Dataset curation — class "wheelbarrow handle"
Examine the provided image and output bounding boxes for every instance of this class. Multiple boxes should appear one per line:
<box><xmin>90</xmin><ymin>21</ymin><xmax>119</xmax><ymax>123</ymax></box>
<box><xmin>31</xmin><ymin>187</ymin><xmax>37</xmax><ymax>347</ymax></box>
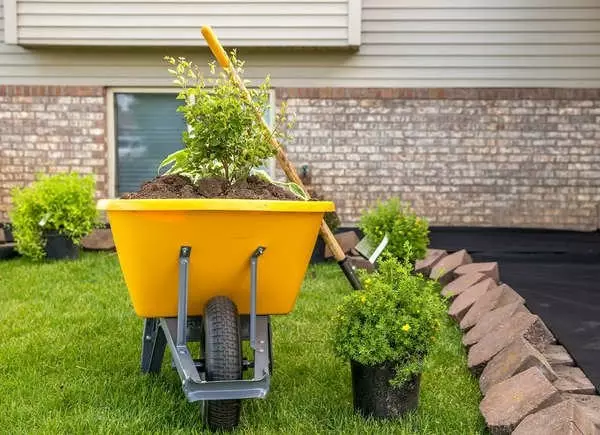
<box><xmin>200</xmin><ymin>25</ymin><xmax>362</xmax><ymax>290</ymax></box>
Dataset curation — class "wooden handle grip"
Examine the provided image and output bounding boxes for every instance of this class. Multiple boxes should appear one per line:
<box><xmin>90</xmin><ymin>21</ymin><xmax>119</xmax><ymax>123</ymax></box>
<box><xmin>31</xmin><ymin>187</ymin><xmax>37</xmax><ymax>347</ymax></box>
<box><xmin>201</xmin><ymin>26</ymin><xmax>230</xmax><ymax>69</ymax></box>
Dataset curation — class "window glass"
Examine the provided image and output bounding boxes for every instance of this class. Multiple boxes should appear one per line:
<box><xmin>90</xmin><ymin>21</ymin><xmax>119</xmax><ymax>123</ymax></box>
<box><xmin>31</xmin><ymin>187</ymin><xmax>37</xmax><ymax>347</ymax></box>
<box><xmin>114</xmin><ymin>93</ymin><xmax>185</xmax><ymax>195</ymax></box>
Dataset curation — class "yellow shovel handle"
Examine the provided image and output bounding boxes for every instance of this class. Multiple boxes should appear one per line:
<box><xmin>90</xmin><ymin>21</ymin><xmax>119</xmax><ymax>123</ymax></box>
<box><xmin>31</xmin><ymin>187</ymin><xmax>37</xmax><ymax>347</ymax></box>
<box><xmin>201</xmin><ymin>26</ymin><xmax>231</xmax><ymax>70</ymax></box>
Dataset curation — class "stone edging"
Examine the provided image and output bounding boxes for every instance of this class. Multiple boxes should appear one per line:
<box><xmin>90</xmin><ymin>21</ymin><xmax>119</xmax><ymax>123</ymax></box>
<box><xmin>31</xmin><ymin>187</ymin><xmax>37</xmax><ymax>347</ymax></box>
<box><xmin>416</xmin><ymin>249</ymin><xmax>600</xmax><ymax>435</ymax></box>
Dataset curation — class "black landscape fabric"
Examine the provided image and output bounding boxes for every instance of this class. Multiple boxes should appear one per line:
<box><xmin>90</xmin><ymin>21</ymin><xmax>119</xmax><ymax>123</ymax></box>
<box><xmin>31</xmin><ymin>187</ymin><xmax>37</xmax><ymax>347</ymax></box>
<box><xmin>430</xmin><ymin>227</ymin><xmax>600</xmax><ymax>393</ymax></box>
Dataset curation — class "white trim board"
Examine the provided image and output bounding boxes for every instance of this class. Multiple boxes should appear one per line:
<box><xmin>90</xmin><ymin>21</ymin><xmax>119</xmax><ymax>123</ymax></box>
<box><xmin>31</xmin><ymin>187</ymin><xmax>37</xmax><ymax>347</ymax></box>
<box><xmin>3</xmin><ymin>0</ymin><xmax>18</xmax><ymax>44</ymax></box>
<box><xmin>347</xmin><ymin>0</ymin><xmax>362</xmax><ymax>47</ymax></box>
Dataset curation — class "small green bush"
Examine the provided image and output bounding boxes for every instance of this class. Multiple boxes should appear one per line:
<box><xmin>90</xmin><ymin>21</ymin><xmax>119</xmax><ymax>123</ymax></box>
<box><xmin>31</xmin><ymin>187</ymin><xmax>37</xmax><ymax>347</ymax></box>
<box><xmin>359</xmin><ymin>198</ymin><xmax>429</xmax><ymax>262</ymax></box>
<box><xmin>9</xmin><ymin>173</ymin><xmax>99</xmax><ymax>260</ymax></box>
<box><xmin>332</xmin><ymin>257</ymin><xmax>446</xmax><ymax>387</ymax></box>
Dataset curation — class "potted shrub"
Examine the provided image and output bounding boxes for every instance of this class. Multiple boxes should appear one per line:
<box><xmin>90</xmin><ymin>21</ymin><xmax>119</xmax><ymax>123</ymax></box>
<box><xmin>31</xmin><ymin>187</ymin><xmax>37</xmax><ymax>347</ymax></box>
<box><xmin>359</xmin><ymin>198</ymin><xmax>429</xmax><ymax>263</ymax></box>
<box><xmin>9</xmin><ymin>173</ymin><xmax>99</xmax><ymax>260</ymax></box>
<box><xmin>332</xmin><ymin>256</ymin><xmax>445</xmax><ymax>419</ymax></box>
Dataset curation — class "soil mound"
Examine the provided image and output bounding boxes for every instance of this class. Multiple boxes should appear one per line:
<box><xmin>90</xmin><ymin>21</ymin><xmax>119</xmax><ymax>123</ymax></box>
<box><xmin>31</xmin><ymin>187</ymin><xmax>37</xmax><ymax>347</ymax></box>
<box><xmin>121</xmin><ymin>174</ymin><xmax>299</xmax><ymax>201</ymax></box>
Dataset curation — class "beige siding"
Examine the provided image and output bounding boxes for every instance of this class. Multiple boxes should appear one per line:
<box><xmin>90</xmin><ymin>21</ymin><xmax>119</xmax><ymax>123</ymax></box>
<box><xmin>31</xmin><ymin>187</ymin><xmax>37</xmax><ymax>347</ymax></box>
<box><xmin>14</xmin><ymin>0</ymin><xmax>350</xmax><ymax>47</ymax></box>
<box><xmin>1</xmin><ymin>0</ymin><xmax>600</xmax><ymax>87</ymax></box>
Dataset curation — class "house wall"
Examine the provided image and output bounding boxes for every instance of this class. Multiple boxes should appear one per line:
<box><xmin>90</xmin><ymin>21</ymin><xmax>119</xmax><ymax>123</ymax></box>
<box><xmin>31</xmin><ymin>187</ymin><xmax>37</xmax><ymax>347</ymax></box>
<box><xmin>278</xmin><ymin>88</ymin><xmax>600</xmax><ymax>230</ymax></box>
<box><xmin>1</xmin><ymin>0</ymin><xmax>600</xmax><ymax>229</ymax></box>
<box><xmin>1</xmin><ymin>0</ymin><xmax>600</xmax><ymax>87</ymax></box>
<box><xmin>0</xmin><ymin>85</ymin><xmax>108</xmax><ymax>220</ymax></box>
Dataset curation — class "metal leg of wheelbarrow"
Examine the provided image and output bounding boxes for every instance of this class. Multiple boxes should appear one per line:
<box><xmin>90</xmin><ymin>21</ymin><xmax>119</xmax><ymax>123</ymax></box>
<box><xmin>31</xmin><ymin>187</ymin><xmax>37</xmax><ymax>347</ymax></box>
<box><xmin>141</xmin><ymin>318</ymin><xmax>166</xmax><ymax>374</ymax></box>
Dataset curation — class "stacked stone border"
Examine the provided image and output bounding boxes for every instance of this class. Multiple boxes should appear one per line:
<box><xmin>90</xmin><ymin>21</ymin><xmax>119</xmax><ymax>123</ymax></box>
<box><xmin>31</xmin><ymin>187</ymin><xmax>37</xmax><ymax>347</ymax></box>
<box><xmin>415</xmin><ymin>249</ymin><xmax>600</xmax><ymax>434</ymax></box>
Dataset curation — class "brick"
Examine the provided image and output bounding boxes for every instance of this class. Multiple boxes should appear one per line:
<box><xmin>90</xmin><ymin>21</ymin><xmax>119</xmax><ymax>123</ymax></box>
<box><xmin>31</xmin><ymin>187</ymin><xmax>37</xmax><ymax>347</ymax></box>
<box><xmin>563</xmin><ymin>393</ymin><xmax>600</xmax><ymax>434</ymax></box>
<box><xmin>324</xmin><ymin>231</ymin><xmax>359</xmax><ymax>258</ymax></box>
<box><xmin>441</xmin><ymin>272</ymin><xmax>487</xmax><ymax>299</ymax></box>
<box><xmin>468</xmin><ymin>312</ymin><xmax>556</xmax><ymax>375</ymax></box>
<box><xmin>544</xmin><ymin>345</ymin><xmax>575</xmax><ymax>367</ymax></box>
<box><xmin>415</xmin><ymin>248</ymin><xmax>447</xmax><ymax>276</ymax></box>
<box><xmin>553</xmin><ymin>366</ymin><xmax>597</xmax><ymax>395</ymax></box>
<box><xmin>513</xmin><ymin>400</ymin><xmax>596</xmax><ymax>435</ymax></box>
<box><xmin>81</xmin><ymin>229</ymin><xmax>115</xmax><ymax>251</ymax></box>
<box><xmin>480</xmin><ymin>367</ymin><xmax>562</xmax><ymax>435</ymax></box>
<box><xmin>454</xmin><ymin>262</ymin><xmax>500</xmax><ymax>283</ymax></box>
<box><xmin>480</xmin><ymin>337</ymin><xmax>558</xmax><ymax>394</ymax></box>
<box><xmin>460</xmin><ymin>283</ymin><xmax>524</xmax><ymax>330</ymax></box>
<box><xmin>463</xmin><ymin>301</ymin><xmax>528</xmax><ymax>347</ymax></box>
<box><xmin>448</xmin><ymin>278</ymin><xmax>495</xmax><ymax>322</ymax></box>
<box><xmin>430</xmin><ymin>249</ymin><xmax>472</xmax><ymax>285</ymax></box>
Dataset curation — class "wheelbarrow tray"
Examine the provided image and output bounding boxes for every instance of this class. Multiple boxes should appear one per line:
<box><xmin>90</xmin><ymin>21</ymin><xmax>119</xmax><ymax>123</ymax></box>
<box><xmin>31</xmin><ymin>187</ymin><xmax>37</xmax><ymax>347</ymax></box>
<box><xmin>97</xmin><ymin>198</ymin><xmax>334</xmax><ymax>318</ymax></box>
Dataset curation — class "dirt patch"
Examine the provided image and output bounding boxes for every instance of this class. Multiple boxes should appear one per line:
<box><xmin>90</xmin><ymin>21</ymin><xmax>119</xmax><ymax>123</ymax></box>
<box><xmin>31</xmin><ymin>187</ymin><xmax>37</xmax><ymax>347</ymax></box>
<box><xmin>121</xmin><ymin>174</ymin><xmax>299</xmax><ymax>201</ymax></box>
<box><xmin>121</xmin><ymin>175</ymin><xmax>201</xmax><ymax>199</ymax></box>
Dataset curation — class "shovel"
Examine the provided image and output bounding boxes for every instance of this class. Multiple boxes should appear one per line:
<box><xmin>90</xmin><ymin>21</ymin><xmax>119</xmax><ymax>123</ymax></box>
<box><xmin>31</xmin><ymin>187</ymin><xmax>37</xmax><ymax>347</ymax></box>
<box><xmin>200</xmin><ymin>25</ymin><xmax>362</xmax><ymax>290</ymax></box>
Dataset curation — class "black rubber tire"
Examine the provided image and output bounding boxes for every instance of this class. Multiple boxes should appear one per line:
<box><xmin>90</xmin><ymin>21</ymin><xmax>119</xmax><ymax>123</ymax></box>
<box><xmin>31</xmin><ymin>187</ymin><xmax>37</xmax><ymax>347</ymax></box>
<box><xmin>202</xmin><ymin>296</ymin><xmax>243</xmax><ymax>432</ymax></box>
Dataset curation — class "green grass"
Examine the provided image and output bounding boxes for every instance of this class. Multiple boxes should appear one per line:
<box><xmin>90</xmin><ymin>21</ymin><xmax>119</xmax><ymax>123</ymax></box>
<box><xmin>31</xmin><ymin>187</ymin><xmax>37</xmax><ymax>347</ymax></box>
<box><xmin>0</xmin><ymin>253</ymin><xmax>485</xmax><ymax>434</ymax></box>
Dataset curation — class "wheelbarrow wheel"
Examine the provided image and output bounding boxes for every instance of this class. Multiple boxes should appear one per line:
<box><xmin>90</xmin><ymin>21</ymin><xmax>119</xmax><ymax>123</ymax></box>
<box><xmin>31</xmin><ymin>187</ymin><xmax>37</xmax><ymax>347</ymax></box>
<box><xmin>202</xmin><ymin>296</ymin><xmax>242</xmax><ymax>431</ymax></box>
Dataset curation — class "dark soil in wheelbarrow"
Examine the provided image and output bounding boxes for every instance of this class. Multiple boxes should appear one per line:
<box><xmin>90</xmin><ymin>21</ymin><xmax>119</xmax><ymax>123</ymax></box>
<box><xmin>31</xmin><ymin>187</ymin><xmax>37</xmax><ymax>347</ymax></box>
<box><xmin>121</xmin><ymin>174</ymin><xmax>300</xmax><ymax>200</ymax></box>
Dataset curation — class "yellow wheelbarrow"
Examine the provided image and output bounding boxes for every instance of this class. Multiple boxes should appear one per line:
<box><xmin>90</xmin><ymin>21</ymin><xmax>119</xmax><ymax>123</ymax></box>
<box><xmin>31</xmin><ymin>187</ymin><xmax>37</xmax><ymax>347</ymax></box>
<box><xmin>98</xmin><ymin>198</ymin><xmax>333</xmax><ymax>431</ymax></box>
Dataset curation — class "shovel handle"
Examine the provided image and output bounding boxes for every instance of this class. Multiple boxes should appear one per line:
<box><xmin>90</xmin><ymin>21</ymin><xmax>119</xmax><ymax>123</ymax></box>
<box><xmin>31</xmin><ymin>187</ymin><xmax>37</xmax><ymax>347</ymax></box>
<box><xmin>200</xmin><ymin>25</ymin><xmax>356</xmax><ymax>275</ymax></box>
<box><xmin>201</xmin><ymin>26</ymin><xmax>231</xmax><ymax>69</ymax></box>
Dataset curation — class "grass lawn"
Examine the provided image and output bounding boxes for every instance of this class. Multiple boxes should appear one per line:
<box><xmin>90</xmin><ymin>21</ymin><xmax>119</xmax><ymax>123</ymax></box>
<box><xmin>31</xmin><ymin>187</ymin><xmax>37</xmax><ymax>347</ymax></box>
<box><xmin>0</xmin><ymin>253</ymin><xmax>485</xmax><ymax>434</ymax></box>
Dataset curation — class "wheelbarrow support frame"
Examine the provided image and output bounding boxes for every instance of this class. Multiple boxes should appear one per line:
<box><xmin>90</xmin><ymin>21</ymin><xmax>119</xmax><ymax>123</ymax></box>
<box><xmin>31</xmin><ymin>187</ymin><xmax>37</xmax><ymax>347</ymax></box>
<box><xmin>140</xmin><ymin>245</ymin><xmax>271</xmax><ymax>401</ymax></box>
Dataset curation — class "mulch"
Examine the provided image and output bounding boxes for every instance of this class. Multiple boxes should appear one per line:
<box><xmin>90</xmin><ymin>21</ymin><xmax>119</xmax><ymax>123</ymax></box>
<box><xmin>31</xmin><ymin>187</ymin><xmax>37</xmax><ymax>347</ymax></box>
<box><xmin>429</xmin><ymin>227</ymin><xmax>600</xmax><ymax>392</ymax></box>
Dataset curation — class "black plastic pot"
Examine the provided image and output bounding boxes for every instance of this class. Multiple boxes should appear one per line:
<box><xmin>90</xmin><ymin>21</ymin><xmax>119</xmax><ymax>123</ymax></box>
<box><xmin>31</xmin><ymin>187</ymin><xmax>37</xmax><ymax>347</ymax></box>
<box><xmin>1</xmin><ymin>223</ymin><xmax>14</xmax><ymax>243</ymax></box>
<box><xmin>351</xmin><ymin>360</ymin><xmax>420</xmax><ymax>419</ymax></box>
<box><xmin>44</xmin><ymin>231</ymin><xmax>79</xmax><ymax>260</ymax></box>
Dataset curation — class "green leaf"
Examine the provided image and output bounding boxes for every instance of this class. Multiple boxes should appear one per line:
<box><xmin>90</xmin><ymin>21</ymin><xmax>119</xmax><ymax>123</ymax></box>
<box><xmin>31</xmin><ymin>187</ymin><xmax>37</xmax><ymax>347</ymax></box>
<box><xmin>287</xmin><ymin>183</ymin><xmax>309</xmax><ymax>201</ymax></box>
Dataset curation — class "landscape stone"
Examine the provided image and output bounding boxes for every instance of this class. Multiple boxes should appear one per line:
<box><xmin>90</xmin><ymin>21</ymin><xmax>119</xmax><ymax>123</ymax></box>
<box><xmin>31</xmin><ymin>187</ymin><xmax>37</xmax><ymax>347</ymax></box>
<box><xmin>460</xmin><ymin>283</ymin><xmax>524</xmax><ymax>331</ymax></box>
<box><xmin>324</xmin><ymin>231</ymin><xmax>359</xmax><ymax>258</ymax></box>
<box><xmin>0</xmin><ymin>228</ymin><xmax>5</xmax><ymax>243</ymax></box>
<box><xmin>441</xmin><ymin>272</ymin><xmax>487</xmax><ymax>299</ymax></box>
<box><xmin>468</xmin><ymin>311</ymin><xmax>556</xmax><ymax>375</ymax></box>
<box><xmin>415</xmin><ymin>248</ymin><xmax>447</xmax><ymax>276</ymax></box>
<box><xmin>348</xmin><ymin>255</ymin><xmax>375</xmax><ymax>273</ymax></box>
<box><xmin>454</xmin><ymin>261</ymin><xmax>500</xmax><ymax>283</ymax></box>
<box><xmin>563</xmin><ymin>393</ymin><xmax>600</xmax><ymax>411</ymax></box>
<box><xmin>430</xmin><ymin>249</ymin><xmax>472</xmax><ymax>286</ymax></box>
<box><xmin>553</xmin><ymin>366</ymin><xmax>597</xmax><ymax>395</ymax></box>
<box><xmin>512</xmin><ymin>400</ymin><xmax>589</xmax><ymax>435</ymax></box>
<box><xmin>479</xmin><ymin>337</ymin><xmax>558</xmax><ymax>394</ymax></box>
<box><xmin>480</xmin><ymin>367</ymin><xmax>562</xmax><ymax>435</ymax></box>
<box><xmin>563</xmin><ymin>394</ymin><xmax>600</xmax><ymax>433</ymax></box>
<box><xmin>462</xmin><ymin>302</ymin><xmax>529</xmax><ymax>347</ymax></box>
<box><xmin>448</xmin><ymin>278</ymin><xmax>495</xmax><ymax>322</ymax></box>
<box><xmin>544</xmin><ymin>345</ymin><xmax>575</xmax><ymax>367</ymax></box>
<box><xmin>81</xmin><ymin>229</ymin><xmax>115</xmax><ymax>251</ymax></box>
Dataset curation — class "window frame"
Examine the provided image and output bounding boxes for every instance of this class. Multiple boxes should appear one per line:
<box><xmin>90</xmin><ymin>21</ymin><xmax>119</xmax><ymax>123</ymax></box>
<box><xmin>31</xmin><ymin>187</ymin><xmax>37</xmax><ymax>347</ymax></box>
<box><xmin>106</xmin><ymin>87</ymin><xmax>277</xmax><ymax>198</ymax></box>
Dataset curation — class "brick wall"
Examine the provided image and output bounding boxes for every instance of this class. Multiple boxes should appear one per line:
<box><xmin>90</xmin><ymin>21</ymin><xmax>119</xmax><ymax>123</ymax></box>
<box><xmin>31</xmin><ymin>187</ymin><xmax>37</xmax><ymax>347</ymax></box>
<box><xmin>278</xmin><ymin>88</ymin><xmax>600</xmax><ymax>231</ymax></box>
<box><xmin>0</xmin><ymin>85</ymin><xmax>598</xmax><ymax>231</ymax></box>
<box><xmin>0</xmin><ymin>86</ymin><xmax>107</xmax><ymax>221</ymax></box>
